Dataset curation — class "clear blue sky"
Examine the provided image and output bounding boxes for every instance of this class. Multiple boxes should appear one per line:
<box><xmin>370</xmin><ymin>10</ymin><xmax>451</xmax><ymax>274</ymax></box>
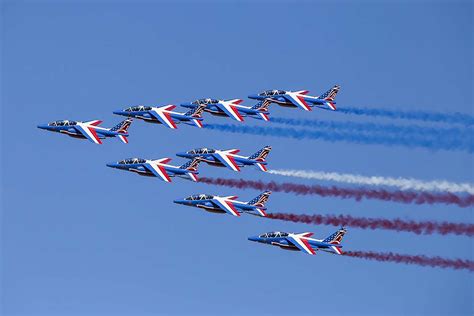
<box><xmin>2</xmin><ymin>1</ymin><xmax>473</xmax><ymax>315</ymax></box>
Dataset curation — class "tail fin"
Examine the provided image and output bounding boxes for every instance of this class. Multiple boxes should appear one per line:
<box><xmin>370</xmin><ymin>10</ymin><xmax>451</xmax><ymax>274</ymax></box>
<box><xmin>184</xmin><ymin>104</ymin><xmax>206</xmax><ymax>118</ymax></box>
<box><xmin>251</xmin><ymin>99</ymin><xmax>271</xmax><ymax>112</ymax></box>
<box><xmin>251</xmin><ymin>100</ymin><xmax>272</xmax><ymax>121</ymax></box>
<box><xmin>323</xmin><ymin>227</ymin><xmax>346</xmax><ymax>255</ymax></box>
<box><xmin>323</xmin><ymin>227</ymin><xmax>346</xmax><ymax>244</ymax></box>
<box><xmin>248</xmin><ymin>191</ymin><xmax>272</xmax><ymax>207</ymax></box>
<box><xmin>248</xmin><ymin>145</ymin><xmax>272</xmax><ymax>161</ymax></box>
<box><xmin>179</xmin><ymin>157</ymin><xmax>202</xmax><ymax>172</ymax></box>
<box><xmin>111</xmin><ymin>118</ymin><xmax>133</xmax><ymax>134</ymax></box>
<box><xmin>248</xmin><ymin>146</ymin><xmax>272</xmax><ymax>171</ymax></box>
<box><xmin>319</xmin><ymin>85</ymin><xmax>340</xmax><ymax>102</ymax></box>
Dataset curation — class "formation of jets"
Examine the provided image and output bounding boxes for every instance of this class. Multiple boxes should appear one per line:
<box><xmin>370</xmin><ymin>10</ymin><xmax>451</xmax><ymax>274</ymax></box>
<box><xmin>105</xmin><ymin>146</ymin><xmax>271</xmax><ymax>183</ymax></box>
<box><xmin>38</xmin><ymin>85</ymin><xmax>340</xmax><ymax>143</ymax></box>
<box><xmin>38</xmin><ymin>85</ymin><xmax>347</xmax><ymax>257</ymax></box>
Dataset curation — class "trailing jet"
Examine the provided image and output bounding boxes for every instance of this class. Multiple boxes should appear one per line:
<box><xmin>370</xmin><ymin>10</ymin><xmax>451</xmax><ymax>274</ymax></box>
<box><xmin>113</xmin><ymin>104</ymin><xmax>205</xmax><ymax>129</ymax></box>
<box><xmin>181</xmin><ymin>98</ymin><xmax>271</xmax><ymax>122</ymax></box>
<box><xmin>173</xmin><ymin>191</ymin><xmax>271</xmax><ymax>217</ymax></box>
<box><xmin>37</xmin><ymin>118</ymin><xmax>132</xmax><ymax>144</ymax></box>
<box><xmin>248</xmin><ymin>227</ymin><xmax>347</xmax><ymax>255</ymax></box>
<box><xmin>176</xmin><ymin>146</ymin><xmax>271</xmax><ymax>172</ymax></box>
<box><xmin>106</xmin><ymin>157</ymin><xmax>202</xmax><ymax>182</ymax></box>
<box><xmin>248</xmin><ymin>85</ymin><xmax>340</xmax><ymax>111</ymax></box>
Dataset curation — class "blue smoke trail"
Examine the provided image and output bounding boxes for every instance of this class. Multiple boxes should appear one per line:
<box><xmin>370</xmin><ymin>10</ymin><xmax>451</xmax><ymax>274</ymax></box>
<box><xmin>205</xmin><ymin>124</ymin><xmax>474</xmax><ymax>153</ymax></box>
<box><xmin>338</xmin><ymin>107</ymin><xmax>474</xmax><ymax>127</ymax></box>
<box><xmin>270</xmin><ymin>117</ymin><xmax>473</xmax><ymax>140</ymax></box>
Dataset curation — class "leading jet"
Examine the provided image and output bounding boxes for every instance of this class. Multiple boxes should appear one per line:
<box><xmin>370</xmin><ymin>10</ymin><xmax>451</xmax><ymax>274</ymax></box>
<box><xmin>176</xmin><ymin>146</ymin><xmax>271</xmax><ymax>172</ymax></box>
<box><xmin>248</xmin><ymin>85</ymin><xmax>340</xmax><ymax>112</ymax></box>
<box><xmin>248</xmin><ymin>227</ymin><xmax>347</xmax><ymax>255</ymax></box>
<box><xmin>181</xmin><ymin>98</ymin><xmax>272</xmax><ymax>122</ymax></box>
<box><xmin>106</xmin><ymin>157</ymin><xmax>202</xmax><ymax>182</ymax></box>
<box><xmin>173</xmin><ymin>191</ymin><xmax>271</xmax><ymax>217</ymax></box>
<box><xmin>113</xmin><ymin>104</ymin><xmax>205</xmax><ymax>129</ymax></box>
<box><xmin>37</xmin><ymin>118</ymin><xmax>133</xmax><ymax>144</ymax></box>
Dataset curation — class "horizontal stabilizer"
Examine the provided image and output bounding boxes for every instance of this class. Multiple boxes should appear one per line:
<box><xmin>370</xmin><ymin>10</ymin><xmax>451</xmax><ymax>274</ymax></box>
<box><xmin>187</xmin><ymin>172</ymin><xmax>198</xmax><ymax>182</ymax></box>
<box><xmin>117</xmin><ymin>134</ymin><xmax>128</xmax><ymax>144</ymax></box>
<box><xmin>259</xmin><ymin>113</ymin><xmax>269</xmax><ymax>121</ymax></box>
<box><xmin>193</xmin><ymin>119</ymin><xmax>203</xmax><ymax>128</ymax></box>
<box><xmin>256</xmin><ymin>163</ymin><xmax>267</xmax><ymax>172</ymax></box>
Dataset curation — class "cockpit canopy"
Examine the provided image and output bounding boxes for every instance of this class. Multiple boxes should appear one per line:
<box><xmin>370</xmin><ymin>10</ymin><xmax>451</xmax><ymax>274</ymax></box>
<box><xmin>118</xmin><ymin>158</ymin><xmax>146</xmax><ymax>164</ymax></box>
<box><xmin>192</xmin><ymin>98</ymin><xmax>219</xmax><ymax>105</ymax></box>
<box><xmin>258</xmin><ymin>90</ymin><xmax>286</xmax><ymax>96</ymax></box>
<box><xmin>188</xmin><ymin>148</ymin><xmax>215</xmax><ymax>154</ymax></box>
<box><xmin>48</xmin><ymin>120</ymin><xmax>77</xmax><ymax>126</ymax></box>
<box><xmin>185</xmin><ymin>194</ymin><xmax>214</xmax><ymax>201</ymax></box>
<box><xmin>259</xmin><ymin>232</ymin><xmax>289</xmax><ymax>238</ymax></box>
<box><xmin>125</xmin><ymin>105</ymin><xmax>152</xmax><ymax>112</ymax></box>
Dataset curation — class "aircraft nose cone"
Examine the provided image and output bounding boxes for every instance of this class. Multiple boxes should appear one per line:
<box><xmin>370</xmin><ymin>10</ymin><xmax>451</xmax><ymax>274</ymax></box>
<box><xmin>248</xmin><ymin>94</ymin><xmax>259</xmax><ymax>100</ymax></box>
<box><xmin>37</xmin><ymin>124</ymin><xmax>49</xmax><ymax>130</ymax></box>
<box><xmin>248</xmin><ymin>236</ymin><xmax>259</xmax><ymax>242</ymax></box>
<box><xmin>176</xmin><ymin>152</ymin><xmax>190</xmax><ymax>158</ymax></box>
<box><xmin>106</xmin><ymin>163</ymin><xmax>117</xmax><ymax>168</ymax></box>
<box><xmin>173</xmin><ymin>199</ymin><xmax>184</xmax><ymax>205</ymax></box>
<box><xmin>113</xmin><ymin>110</ymin><xmax>125</xmax><ymax>116</ymax></box>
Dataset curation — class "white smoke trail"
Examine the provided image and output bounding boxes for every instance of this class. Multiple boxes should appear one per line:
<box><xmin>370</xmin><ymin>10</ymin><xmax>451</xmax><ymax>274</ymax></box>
<box><xmin>267</xmin><ymin>169</ymin><xmax>474</xmax><ymax>194</ymax></box>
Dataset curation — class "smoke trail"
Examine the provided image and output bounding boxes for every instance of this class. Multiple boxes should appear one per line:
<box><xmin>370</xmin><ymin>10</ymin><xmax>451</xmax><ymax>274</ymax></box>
<box><xmin>266</xmin><ymin>213</ymin><xmax>474</xmax><ymax>237</ymax></box>
<box><xmin>338</xmin><ymin>106</ymin><xmax>474</xmax><ymax>127</ymax></box>
<box><xmin>343</xmin><ymin>250</ymin><xmax>474</xmax><ymax>272</ymax></box>
<box><xmin>271</xmin><ymin>117</ymin><xmax>472</xmax><ymax>140</ymax></box>
<box><xmin>205</xmin><ymin>124</ymin><xmax>473</xmax><ymax>153</ymax></box>
<box><xmin>199</xmin><ymin>177</ymin><xmax>474</xmax><ymax>208</ymax></box>
<box><xmin>268</xmin><ymin>169</ymin><xmax>474</xmax><ymax>194</ymax></box>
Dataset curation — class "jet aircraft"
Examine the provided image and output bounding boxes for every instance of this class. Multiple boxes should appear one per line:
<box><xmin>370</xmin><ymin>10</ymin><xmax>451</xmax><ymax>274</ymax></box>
<box><xmin>113</xmin><ymin>104</ymin><xmax>205</xmax><ymax>129</ymax></box>
<box><xmin>248</xmin><ymin>227</ymin><xmax>346</xmax><ymax>255</ymax></box>
<box><xmin>176</xmin><ymin>146</ymin><xmax>271</xmax><ymax>172</ymax></box>
<box><xmin>37</xmin><ymin>118</ymin><xmax>132</xmax><ymax>144</ymax></box>
<box><xmin>173</xmin><ymin>191</ymin><xmax>271</xmax><ymax>217</ymax></box>
<box><xmin>248</xmin><ymin>85</ymin><xmax>340</xmax><ymax>111</ymax></box>
<box><xmin>106</xmin><ymin>157</ymin><xmax>202</xmax><ymax>182</ymax></box>
<box><xmin>181</xmin><ymin>98</ymin><xmax>271</xmax><ymax>122</ymax></box>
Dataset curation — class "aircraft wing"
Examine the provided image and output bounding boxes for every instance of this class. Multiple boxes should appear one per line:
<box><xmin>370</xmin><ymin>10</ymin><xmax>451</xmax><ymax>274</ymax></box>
<box><xmin>144</xmin><ymin>162</ymin><xmax>172</xmax><ymax>182</ymax></box>
<box><xmin>212</xmin><ymin>197</ymin><xmax>241</xmax><ymax>216</ymax></box>
<box><xmin>284</xmin><ymin>92</ymin><xmax>312</xmax><ymax>111</ymax></box>
<box><xmin>75</xmin><ymin>124</ymin><xmax>102</xmax><ymax>144</ymax></box>
<box><xmin>214</xmin><ymin>151</ymin><xmax>241</xmax><ymax>172</ymax></box>
<box><xmin>149</xmin><ymin>106</ymin><xmax>178</xmax><ymax>129</ymax></box>
<box><xmin>216</xmin><ymin>100</ymin><xmax>244</xmax><ymax>122</ymax></box>
<box><xmin>286</xmin><ymin>235</ymin><xmax>316</xmax><ymax>255</ymax></box>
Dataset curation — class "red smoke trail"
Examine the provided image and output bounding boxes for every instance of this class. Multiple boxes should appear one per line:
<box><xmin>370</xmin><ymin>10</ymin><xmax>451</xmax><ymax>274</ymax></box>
<box><xmin>199</xmin><ymin>177</ymin><xmax>474</xmax><ymax>208</ymax></box>
<box><xmin>267</xmin><ymin>213</ymin><xmax>474</xmax><ymax>237</ymax></box>
<box><xmin>343</xmin><ymin>250</ymin><xmax>474</xmax><ymax>271</ymax></box>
